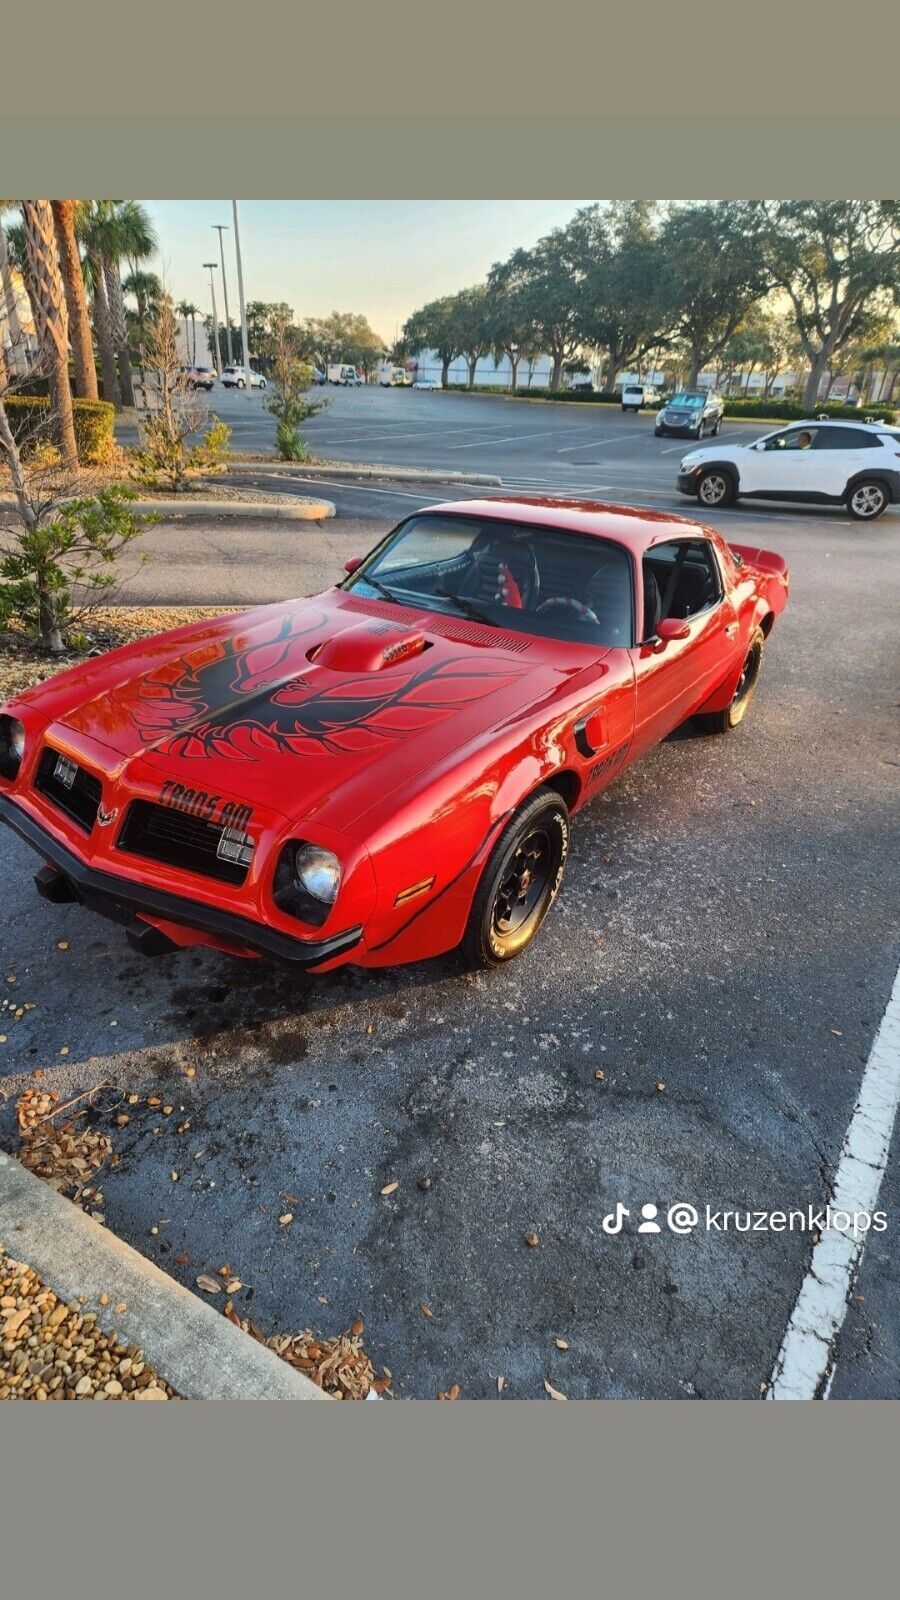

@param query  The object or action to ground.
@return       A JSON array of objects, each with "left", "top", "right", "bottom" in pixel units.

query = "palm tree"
[
  {"left": 79, "top": 212, "right": 121, "bottom": 408},
  {"left": 0, "top": 206, "right": 28, "bottom": 376},
  {"left": 176, "top": 299, "right": 200, "bottom": 364},
  {"left": 124, "top": 269, "right": 162, "bottom": 401},
  {"left": 51, "top": 201, "right": 98, "bottom": 400},
  {"left": 86, "top": 201, "right": 157, "bottom": 409},
  {"left": 20, "top": 200, "right": 78, "bottom": 469}
]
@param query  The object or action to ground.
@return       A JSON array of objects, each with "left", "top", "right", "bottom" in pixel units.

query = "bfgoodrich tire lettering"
[{"left": 462, "top": 789, "right": 570, "bottom": 969}]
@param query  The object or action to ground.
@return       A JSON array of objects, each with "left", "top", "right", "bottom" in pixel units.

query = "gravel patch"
[{"left": 0, "top": 1245, "right": 177, "bottom": 1400}]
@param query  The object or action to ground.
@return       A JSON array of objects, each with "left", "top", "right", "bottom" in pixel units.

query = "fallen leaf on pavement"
[
  {"left": 544, "top": 1380, "right": 567, "bottom": 1401},
  {"left": 196, "top": 1275, "right": 222, "bottom": 1295},
  {"left": 380, "top": 1180, "right": 399, "bottom": 1196},
  {"left": 524, "top": 1232, "right": 540, "bottom": 1248}
]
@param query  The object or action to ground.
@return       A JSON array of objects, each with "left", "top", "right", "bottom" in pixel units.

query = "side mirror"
[
  {"left": 344, "top": 557, "right": 363, "bottom": 575},
  {"left": 657, "top": 617, "right": 691, "bottom": 643}
]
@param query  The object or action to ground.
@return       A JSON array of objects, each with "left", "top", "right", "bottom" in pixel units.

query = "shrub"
[
  {"left": 1, "top": 395, "right": 117, "bottom": 465},
  {"left": 0, "top": 485, "right": 152, "bottom": 652},
  {"left": 723, "top": 397, "right": 897, "bottom": 423},
  {"left": 130, "top": 413, "right": 232, "bottom": 492}
]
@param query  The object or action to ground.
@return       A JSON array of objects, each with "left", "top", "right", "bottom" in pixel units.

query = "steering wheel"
[{"left": 536, "top": 597, "right": 600, "bottom": 626}]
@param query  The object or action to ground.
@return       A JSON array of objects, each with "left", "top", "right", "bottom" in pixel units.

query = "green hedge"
[
  {"left": 723, "top": 397, "right": 897, "bottom": 423},
  {"left": 443, "top": 383, "right": 620, "bottom": 403},
  {"left": 2, "top": 394, "right": 117, "bottom": 464}
]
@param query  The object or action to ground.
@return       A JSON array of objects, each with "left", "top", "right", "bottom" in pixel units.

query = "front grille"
[
  {"left": 35, "top": 747, "right": 102, "bottom": 833},
  {"left": 117, "top": 800, "right": 251, "bottom": 886}
]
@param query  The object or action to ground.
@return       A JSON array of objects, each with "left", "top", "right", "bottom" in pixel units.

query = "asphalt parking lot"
[{"left": 1, "top": 456, "right": 897, "bottom": 1396}]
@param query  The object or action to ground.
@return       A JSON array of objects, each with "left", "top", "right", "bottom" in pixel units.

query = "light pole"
[
  {"left": 203, "top": 261, "right": 220, "bottom": 373},
  {"left": 212, "top": 224, "right": 234, "bottom": 364},
  {"left": 231, "top": 201, "right": 253, "bottom": 400}
]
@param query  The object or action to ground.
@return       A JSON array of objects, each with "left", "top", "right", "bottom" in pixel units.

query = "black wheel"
[
  {"left": 696, "top": 467, "right": 736, "bottom": 509},
  {"left": 847, "top": 480, "right": 889, "bottom": 521},
  {"left": 462, "top": 789, "right": 570, "bottom": 969},
  {"left": 259, "top": 379, "right": 267, "bottom": 390},
  {"left": 712, "top": 417, "right": 721, "bottom": 436},
  {"left": 237, "top": 378, "right": 245, "bottom": 389},
  {"left": 655, "top": 427, "right": 664, "bottom": 437},
  {"left": 695, "top": 628, "right": 765, "bottom": 733}
]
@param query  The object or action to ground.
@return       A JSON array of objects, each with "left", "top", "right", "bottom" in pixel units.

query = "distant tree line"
[{"left": 401, "top": 202, "right": 900, "bottom": 409}]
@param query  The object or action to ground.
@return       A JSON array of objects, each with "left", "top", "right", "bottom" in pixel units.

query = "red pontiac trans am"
[{"left": 0, "top": 498, "right": 788, "bottom": 972}]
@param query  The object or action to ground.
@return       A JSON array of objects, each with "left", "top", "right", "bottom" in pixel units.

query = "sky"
[{"left": 141, "top": 201, "right": 588, "bottom": 342}]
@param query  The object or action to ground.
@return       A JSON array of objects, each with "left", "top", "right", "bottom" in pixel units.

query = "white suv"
[
  {"left": 221, "top": 365, "right": 267, "bottom": 390},
  {"left": 676, "top": 420, "right": 900, "bottom": 522}
]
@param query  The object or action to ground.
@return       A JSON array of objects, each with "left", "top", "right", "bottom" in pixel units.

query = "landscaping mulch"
[{"left": 0, "top": 606, "right": 244, "bottom": 702}]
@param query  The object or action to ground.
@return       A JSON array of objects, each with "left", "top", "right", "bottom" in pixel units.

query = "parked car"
[
  {"left": 327, "top": 365, "right": 363, "bottom": 386},
  {"left": 676, "top": 419, "right": 900, "bottom": 521},
  {"left": 656, "top": 390, "right": 724, "bottom": 439},
  {"left": 621, "top": 383, "right": 660, "bottom": 412},
  {"left": 0, "top": 497, "right": 788, "bottom": 974},
  {"left": 221, "top": 364, "right": 266, "bottom": 390},
  {"left": 568, "top": 376, "right": 595, "bottom": 393},
  {"left": 180, "top": 365, "right": 216, "bottom": 391},
  {"left": 412, "top": 378, "right": 439, "bottom": 391}
]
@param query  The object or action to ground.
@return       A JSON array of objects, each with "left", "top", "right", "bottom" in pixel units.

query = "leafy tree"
[
  {"left": 488, "top": 227, "right": 584, "bottom": 390},
  {"left": 0, "top": 387, "right": 150, "bottom": 653},
  {"left": 760, "top": 202, "right": 900, "bottom": 408},
  {"left": 402, "top": 297, "right": 463, "bottom": 387},
  {"left": 131, "top": 295, "right": 230, "bottom": 491},
  {"left": 299, "top": 311, "right": 384, "bottom": 380},
  {"left": 264, "top": 325, "right": 327, "bottom": 460},
  {"left": 571, "top": 202, "right": 667, "bottom": 391},
  {"left": 245, "top": 301, "right": 294, "bottom": 368},
  {"left": 451, "top": 285, "right": 493, "bottom": 388},
  {"left": 657, "top": 203, "right": 768, "bottom": 387}
]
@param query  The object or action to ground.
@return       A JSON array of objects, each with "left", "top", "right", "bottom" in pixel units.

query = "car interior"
[
  {"left": 355, "top": 518, "right": 635, "bottom": 647},
  {"left": 642, "top": 540, "right": 721, "bottom": 638}
]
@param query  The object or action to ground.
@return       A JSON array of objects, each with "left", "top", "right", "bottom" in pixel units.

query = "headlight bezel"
[
  {"left": 273, "top": 840, "right": 342, "bottom": 927},
  {"left": 0, "top": 715, "right": 25, "bottom": 780}
]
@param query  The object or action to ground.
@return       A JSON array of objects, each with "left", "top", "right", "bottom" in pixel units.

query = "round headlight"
[
  {"left": 0, "top": 715, "right": 25, "bottom": 776},
  {"left": 294, "top": 844, "right": 341, "bottom": 904}
]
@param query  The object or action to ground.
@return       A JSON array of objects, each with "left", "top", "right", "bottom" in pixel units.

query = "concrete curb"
[
  {"left": 0, "top": 496, "right": 336, "bottom": 523},
  {"left": 0, "top": 1152, "right": 328, "bottom": 1400},
  {"left": 226, "top": 461, "right": 503, "bottom": 487}
]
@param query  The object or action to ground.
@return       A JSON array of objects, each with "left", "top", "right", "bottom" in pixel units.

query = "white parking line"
[
  {"left": 768, "top": 960, "right": 900, "bottom": 1400},
  {"left": 556, "top": 435, "right": 631, "bottom": 453}
]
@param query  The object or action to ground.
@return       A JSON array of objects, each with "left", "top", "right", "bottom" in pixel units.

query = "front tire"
[
  {"left": 847, "top": 480, "right": 889, "bottom": 521},
  {"left": 462, "top": 790, "right": 570, "bottom": 969},
  {"left": 696, "top": 467, "right": 736, "bottom": 509},
  {"left": 695, "top": 628, "right": 765, "bottom": 733},
  {"left": 237, "top": 378, "right": 245, "bottom": 389}
]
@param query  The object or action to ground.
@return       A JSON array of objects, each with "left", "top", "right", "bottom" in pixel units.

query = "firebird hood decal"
[{"left": 130, "top": 609, "right": 524, "bottom": 761}]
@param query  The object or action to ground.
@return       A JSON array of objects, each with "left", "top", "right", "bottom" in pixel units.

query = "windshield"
[
  {"left": 669, "top": 393, "right": 704, "bottom": 409},
  {"left": 344, "top": 514, "right": 633, "bottom": 648}
]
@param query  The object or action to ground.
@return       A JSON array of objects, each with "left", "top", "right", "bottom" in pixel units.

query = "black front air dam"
[{"left": 1, "top": 794, "right": 362, "bottom": 968}]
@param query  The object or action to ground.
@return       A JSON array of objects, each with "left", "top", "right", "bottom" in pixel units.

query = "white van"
[{"left": 621, "top": 383, "right": 660, "bottom": 412}]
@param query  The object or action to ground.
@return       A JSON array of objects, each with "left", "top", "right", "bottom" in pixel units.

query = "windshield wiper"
[
  {"left": 362, "top": 574, "right": 404, "bottom": 605},
  {"left": 435, "top": 587, "right": 497, "bottom": 627}
]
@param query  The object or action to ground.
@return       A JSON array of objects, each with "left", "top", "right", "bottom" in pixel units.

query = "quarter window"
[{"left": 644, "top": 540, "right": 722, "bottom": 624}]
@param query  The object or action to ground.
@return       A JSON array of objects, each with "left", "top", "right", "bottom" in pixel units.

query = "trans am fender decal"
[{"left": 132, "top": 611, "right": 523, "bottom": 761}]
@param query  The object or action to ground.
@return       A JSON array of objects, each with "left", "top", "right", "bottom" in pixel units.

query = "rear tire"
[
  {"left": 461, "top": 790, "right": 570, "bottom": 969},
  {"left": 696, "top": 467, "right": 736, "bottom": 509},
  {"left": 847, "top": 479, "right": 889, "bottom": 521},
  {"left": 695, "top": 628, "right": 765, "bottom": 733}
]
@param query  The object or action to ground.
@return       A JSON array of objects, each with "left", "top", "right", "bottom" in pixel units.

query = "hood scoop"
[{"left": 311, "top": 620, "right": 430, "bottom": 673}]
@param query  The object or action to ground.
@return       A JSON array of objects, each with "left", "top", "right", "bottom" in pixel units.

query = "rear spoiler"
[{"left": 728, "top": 542, "right": 789, "bottom": 580}]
